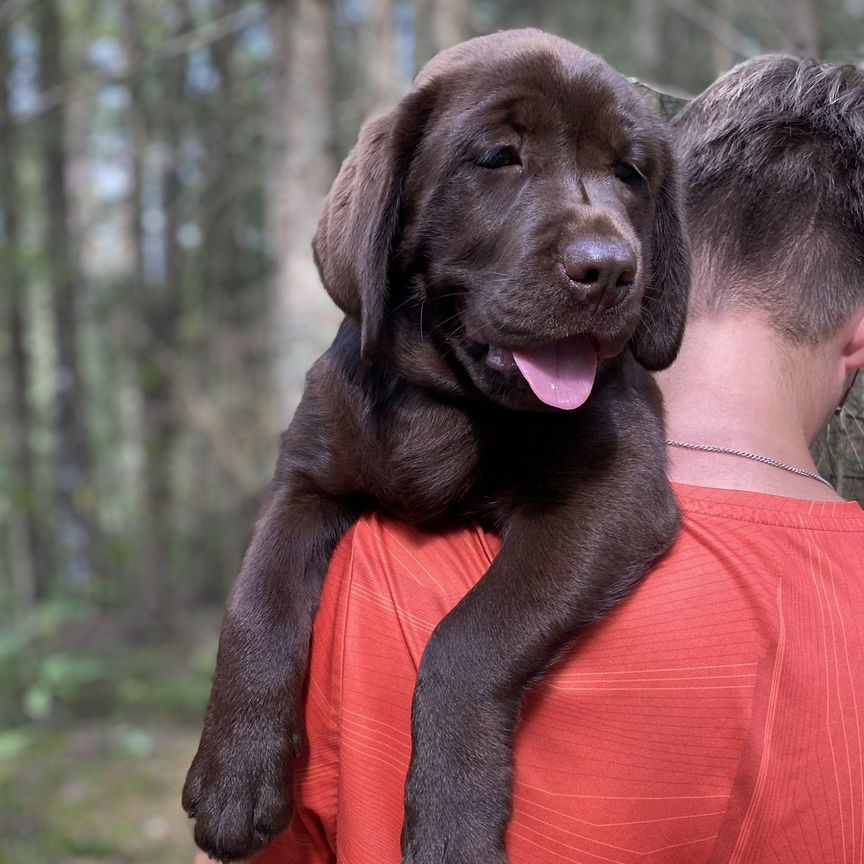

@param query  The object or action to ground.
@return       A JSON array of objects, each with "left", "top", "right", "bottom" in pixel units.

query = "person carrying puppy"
[{"left": 199, "top": 54, "right": 864, "bottom": 864}]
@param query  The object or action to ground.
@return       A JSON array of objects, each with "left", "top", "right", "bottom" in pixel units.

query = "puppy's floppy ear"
[
  {"left": 313, "top": 87, "right": 435, "bottom": 360},
  {"left": 630, "top": 158, "right": 691, "bottom": 371}
]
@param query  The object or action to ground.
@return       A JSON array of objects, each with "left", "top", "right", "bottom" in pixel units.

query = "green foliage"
[
  {"left": 0, "top": 720, "right": 203, "bottom": 864},
  {"left": 0, "top": 600, "right": 218, "bottom": 728},
  {"left": 23, "top": 654, "right": 111, "bottom": 721},
  {"left": 0, "top": 728, "right": 33, "bottom": 762}
]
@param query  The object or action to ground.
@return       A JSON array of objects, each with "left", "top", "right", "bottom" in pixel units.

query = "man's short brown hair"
[{"left": 673, "top": 55, "right": 864, "bottom": 343}]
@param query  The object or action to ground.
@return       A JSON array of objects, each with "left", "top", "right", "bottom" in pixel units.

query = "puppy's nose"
[{"left": 563, "top": 238, "right": 637, "bottom": 309}]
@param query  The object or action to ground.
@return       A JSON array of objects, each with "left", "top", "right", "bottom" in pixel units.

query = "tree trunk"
[
  {"left": 0, "top": 22, "right": 45, "bottom": 604},
  {"left": 191, "top": 0, "right": 239, "bottom": 599},
  {"left": 762, "top": 0, "right": 819, "bottom": 55},
  {"left": 711, "top": 0, "right": 738, "bottom": 75},
  {"left": 37, "top": 0, "right": 95, "bottom": 593},
  {"left": 362, "top": 0, "right": 402, "bottom": 113},
  {"left": 784, "top": 0, "right": 819, "bottom": 56},
  {"left": 415, "top": 0, "right": 472, "bottom": 69},
  {"left": 269, "top": 0, "right": 340, "bottom": 426},
  {"left": 123, "top": 0, "right": 147, "bottom": 289},
  {"left": 634, "top": 0, "right": 663, "bottom": 83},
  {"left": 204, "top": 0, "right": 241, "bottom": 320},
  {"left": 123, "top": 0, "right": 188, "bottom": 619}
]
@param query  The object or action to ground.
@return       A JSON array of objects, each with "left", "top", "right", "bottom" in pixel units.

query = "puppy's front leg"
[
  {"left": 183, "top": 484, "right": 355, "bottom": 862},
  {"left": 402, "top": 466, "right": 679, "bottom": 864}
]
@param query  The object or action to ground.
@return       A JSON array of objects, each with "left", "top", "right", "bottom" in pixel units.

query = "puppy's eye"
[
  {"left": 477, "top": 146, "right": 521, "bottom": 169},
  {"left": 615, "top": 162, "right": 644, "bottom": 185}
]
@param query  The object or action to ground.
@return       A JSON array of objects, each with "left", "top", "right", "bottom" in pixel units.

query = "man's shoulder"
[
  {"left": 343, "top": 514, "right": 499, "bottom": 598},
  {"left": 330, "top": 487, "right": 864, "bottom": 614},
  {"left": 673, "top": 483, "right": 864, "bottom": 532}
]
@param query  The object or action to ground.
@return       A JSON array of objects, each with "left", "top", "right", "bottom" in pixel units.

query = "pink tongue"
[{"left": 512, "top": 335, "right": 598, "bottom": 410}]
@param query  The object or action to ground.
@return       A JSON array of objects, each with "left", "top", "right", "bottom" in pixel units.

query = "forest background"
[{"left": 1, "top": 0, "right": 862, "bottom": 861}]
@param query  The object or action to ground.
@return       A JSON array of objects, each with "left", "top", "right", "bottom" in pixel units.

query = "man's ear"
[
  {"left": 629, "top": 154, "right": 691, "bottom": 371},
  {"left": 841, "top": 307, "right": 864, "bottom": 375},
  {"left": 313, "top": 87, "right": 436, "bottom": 361}
]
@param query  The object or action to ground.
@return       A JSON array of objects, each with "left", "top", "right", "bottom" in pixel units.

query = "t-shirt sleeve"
[{"left": 249, "top": 524, "right": 359, "bottom": 864}]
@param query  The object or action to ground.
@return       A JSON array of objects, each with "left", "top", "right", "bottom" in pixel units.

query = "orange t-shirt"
[{"left": 252, "top": 484, "right": 864, "bottom": 864}]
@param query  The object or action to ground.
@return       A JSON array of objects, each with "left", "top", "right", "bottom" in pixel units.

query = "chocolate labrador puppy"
[{"left": 184, "top": 29, "right": 689, "bottom": 863}]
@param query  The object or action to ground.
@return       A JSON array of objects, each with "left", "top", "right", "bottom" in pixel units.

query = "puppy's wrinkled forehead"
[
  {"left": 415, "top": 28, "right": 596, "bottom": 88},
  {"left": 415, "top": 30, "right": 655, "bottom": 168}
]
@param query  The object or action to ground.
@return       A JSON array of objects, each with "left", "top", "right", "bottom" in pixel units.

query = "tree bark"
[
  {"left": 269, "top": 0, "right": 340, "bottom": 425},
  {"left": 204, "top": 0, "right": 241, "bottom": 318},
  {"left": 37, "top": 0, "right": 96, "bottom": 593},
  {"left": 0, "top": 21, "right": 45, "bottom": 604},
  {"left": 191, "top": 0, "right": 241, "bottom": 600},
  {"left": 711, "top": 0, "right": 738, "bottom": 75},
  {"left": 415, "top": 0, "right": 472, "bottom": 69},
  {"left": 762, "top": 0, "right": 819, "bottom": 56},
  {"left": 123, "top": 0, "right": 189, "bottom": 619},
  {"left": 634, "top": 0, "right": 663, "bottom": 83},
  {"left": 784, "top": 0, "right": 819, "bottom": 56},
  {"left": 362, "top": 0, "right": 402, "bottom": 113}
]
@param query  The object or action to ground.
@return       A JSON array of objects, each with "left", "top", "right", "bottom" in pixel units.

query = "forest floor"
[
  {"left": 0, "top": 608, "right": 221, "bottom": 864},
  {"left": 0, "top": 720, "right": 201, "bottom": 864}
]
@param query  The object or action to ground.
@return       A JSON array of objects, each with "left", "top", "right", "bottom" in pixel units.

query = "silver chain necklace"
[{"left": 665, "top": 439, "right": 835, "bottom": 490}]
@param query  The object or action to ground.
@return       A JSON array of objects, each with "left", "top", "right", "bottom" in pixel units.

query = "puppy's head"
[{"left": 314, "top": 29, "right": 689, "bottom": 411}]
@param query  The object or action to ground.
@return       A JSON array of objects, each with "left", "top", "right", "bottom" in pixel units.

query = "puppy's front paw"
[
  {"left": 402, "top": 786, "right": 509, "bottom": 864},
  {"left": 402, "top": 836, "right": 508, "bottom": 864},
  {"left": 183, "top": 720, "right": 302, "bottom": 862}
]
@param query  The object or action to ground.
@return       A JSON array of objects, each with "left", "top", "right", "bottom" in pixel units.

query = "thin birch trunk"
[
  {"left": 415, "top": 0, "right": 472, "bottom": 69},
  {"left": 0, "top": 20, "right": 44, "bottom": 604},
  {"left": 37, "top": 0, "right": 96, "bottom": 593},
  {"left": 269, "top": 0, "right": 339, "bottom": 426}
]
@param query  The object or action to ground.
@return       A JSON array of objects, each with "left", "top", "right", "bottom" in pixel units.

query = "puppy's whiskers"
[
  {"left": 637, "top": 305, "right": 660, "bottom": 342},
  {"left": 434, "top": 310, "right": 466, "bottom": 333},
  {"left": 420, "top": 295, "right": 467, "bottom": 340},
  {"left": 388, "top": 289, "right": 469, "bottom": 320},
  {"left": 437, "top": 325, "right": 468, "bottom": 362}
]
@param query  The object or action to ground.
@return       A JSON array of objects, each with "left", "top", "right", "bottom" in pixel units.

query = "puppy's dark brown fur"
[{"left": 184, "top": 30, "right": 689, "bottom": 864}]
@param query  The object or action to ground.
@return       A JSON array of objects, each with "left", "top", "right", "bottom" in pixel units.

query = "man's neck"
[{"left": 655, "top": 315, "right": 842, "bottom": 501}]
